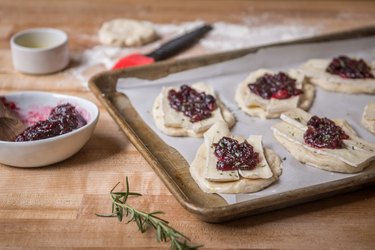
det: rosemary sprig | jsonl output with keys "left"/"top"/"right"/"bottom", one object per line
{"left": 96, "top": 177, "right": 202, "bottom": 250}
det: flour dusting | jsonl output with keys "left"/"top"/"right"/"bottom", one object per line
{"left": 203, "top": 22, "right": 319, "bottom": 51}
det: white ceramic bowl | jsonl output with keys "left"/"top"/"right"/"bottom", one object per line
{"left": 10, "top": 28, "right": 69, "bottom": 74}
{"left": 0, "top": 92, "right": 99, "bottom": 167}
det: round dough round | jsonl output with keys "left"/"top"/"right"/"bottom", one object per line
{"left": 235, "top": 69, "right": 315, "bottom": 119}
{"left": 299, "top": 59, "right": 375, "bottom": 94}
{"left": 273, "top": 119, "right": 373, "bottom": 173}
{"left": 362, "top": 102, "right": 375, "bottom": 134}
{"left": 99, "top": 18, "right": 158, "bottom": 47}
{"left": 152, "top": 84, "right": 236, "bottom": 137}
{"left": 190, "top": 145, "right": 282, "bottom": 194}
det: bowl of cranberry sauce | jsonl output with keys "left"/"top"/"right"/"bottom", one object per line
{"left": 0, "top": 92, "right": 99, "bottom": 167}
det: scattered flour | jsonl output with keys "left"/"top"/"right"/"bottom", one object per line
{"left": 70, "top": 46, "right": 122, "bottom": 83}
{"left": 70, "top": 20, "right": 320, "bottom": 86}
{"left": 202, "top": 22, "right": 319, "bottom": 51}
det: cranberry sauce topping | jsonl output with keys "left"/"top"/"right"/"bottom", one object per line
{"left": 248, "top": 72, "right": 303, "bottom": 100}
{"left": 326, "top": 55, "right": 374, "bottom": 79}
{"left": 14, "top": 103, "right": 87, "bottom": 142}
{"left": 168, "top": 85, "right": 217, "bottom": 123}
{"left": 303, "top": 115, "right": 349, "bottom": 149}
{"left": 213, "top": 137, "right": 260, "bottom": 171}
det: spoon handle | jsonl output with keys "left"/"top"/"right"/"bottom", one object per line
{"left": 0, "top": 102, "right": 26, "bottom": 141}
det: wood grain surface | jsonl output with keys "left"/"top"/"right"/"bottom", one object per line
{"left": 0, "top": 0, "right": 375, "bottom": 249}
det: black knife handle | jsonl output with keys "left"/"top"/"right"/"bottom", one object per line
{"left": 146, "top": 24, "right": 212, "bottom": 61}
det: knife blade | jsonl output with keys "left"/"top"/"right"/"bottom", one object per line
{"left": 112, "top": 24, "right": 212, "bottom": 70}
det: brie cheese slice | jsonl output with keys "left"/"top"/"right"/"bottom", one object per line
{"left": 161, "top": 87, "right": 185, "bottom": 128}
{"left": 267, "top": 96, "right": 300, "bottom": 114}
{"left": 362, "top": 102, "right": 375, "bottom": 134}
{"left": 280, "top": 108, "right": 311, "bottom": 130}
{"left": 239, "top": 135, "right": 274, "bottom": 179}
{"left": 364, "top": 102, "right": 375, "bottom": 121}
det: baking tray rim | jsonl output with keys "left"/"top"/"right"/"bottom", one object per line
{"left": 89, "top": 26, "right": 375, "bottom": 223}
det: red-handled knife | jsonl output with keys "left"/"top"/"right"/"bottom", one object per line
{"left": 112, "top": 24, "right": 212, "bottom": 70}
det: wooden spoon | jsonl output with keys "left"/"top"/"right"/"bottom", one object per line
{"left": 0, "top": 102, "right": 26, "bottom": 141}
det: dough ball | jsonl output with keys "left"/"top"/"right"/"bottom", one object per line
{"left": 98, "top": 18, "right": 158, "bottom": 47}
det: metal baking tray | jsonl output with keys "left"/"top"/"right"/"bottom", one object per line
{"left": 89, "top": 26, "right": 375, "bottom": 223}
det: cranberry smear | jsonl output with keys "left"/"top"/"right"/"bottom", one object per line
{"left": 326, "top": 55, "right": 374, "bottom": 79}
{"left": 168, "top": 85, "right": 217, "bottom": 123}
{"left": 303, "top": 115, "right": 349, "bottom": 149}
{"left": 248, "top": 72, "right": 303, "bottom": 100}
{"left": 213, "top": 137, "right": 260, "bottom": 171}
{"left": 14, "top": 103, "right": 87, "bottom": 142}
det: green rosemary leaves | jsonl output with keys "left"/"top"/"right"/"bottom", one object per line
{"left": 96, "top": 177, "right": 202, "bottom": 250}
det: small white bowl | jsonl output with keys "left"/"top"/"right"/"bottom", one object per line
{"left": 10, "top": 28, "right": 69, "bottom": 74}
{"left": 0, "top": 92, "right": 99, "bottom": 167}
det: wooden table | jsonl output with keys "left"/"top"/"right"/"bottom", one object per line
{"left": 1, "top": 1, "right": 375, "bottom": 249}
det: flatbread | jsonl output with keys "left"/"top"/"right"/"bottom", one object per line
{"left": 362, "top": 102, "right": 375, "bottom": 134}
{"left": 272, "top": 117, "right": 375, "bottom": 174}
{"left": 235, "top": 69, "right": 315, "bottom": 119}
{"left": 299, "top": 59, "right": 375, "bottom": 94}
{"left": 190, "top": 144, "right": 282, "bottom": 194}
{"left": 99, "top": 18, "right": 158, "bottom": 47}
{"left": 273, "top": 131, "right": 375, "bottom": 173}
{"left": 152, "top": 83, "right": 235, "bottom": 137}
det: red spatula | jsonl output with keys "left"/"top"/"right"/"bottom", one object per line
{"left": 112, "top": 24, "right": 212, "bottom": 70}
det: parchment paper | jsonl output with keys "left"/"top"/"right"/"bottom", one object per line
{"left": 117, "top": 36, "right": 375, "bottom": 205}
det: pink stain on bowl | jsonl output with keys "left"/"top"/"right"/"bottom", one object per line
{"left": 23, "top": 105, "right": 53, "bottom": 126}
{"left": 73, "top": 105, "right": 91, "bottom": 123}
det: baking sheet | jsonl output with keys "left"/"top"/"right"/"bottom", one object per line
{"left": 116, "top": 36, "right": 375, "bottom": 205}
